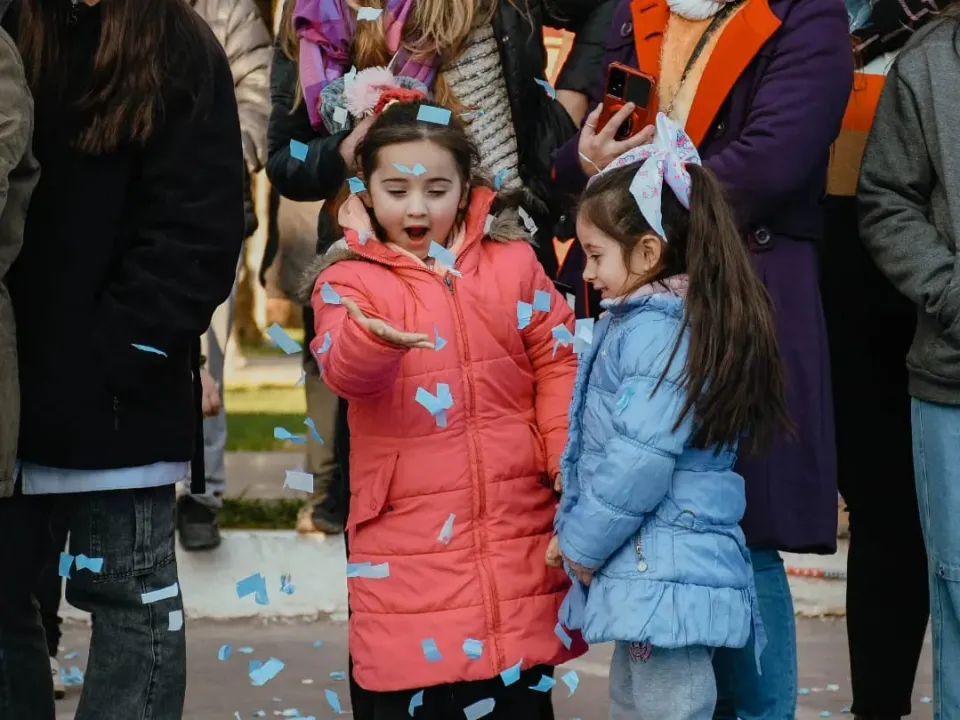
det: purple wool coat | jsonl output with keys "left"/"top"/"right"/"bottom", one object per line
{"left": 553, "top": 0, "right": 853, "bottom": 554}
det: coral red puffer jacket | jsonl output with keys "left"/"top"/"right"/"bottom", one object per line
{"left": 308, "top": 187, "right": 583, "bottom": 692}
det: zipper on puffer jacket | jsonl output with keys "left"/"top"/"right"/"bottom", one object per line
{"left": 444, "top": 271, "right": 504, "bottom": 671}
{"left": 635, "top": 532, "right": 648, "bottom": 573}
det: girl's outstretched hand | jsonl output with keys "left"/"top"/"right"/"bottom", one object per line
{"left": 578, "top": 104, "right": 656, "bottom": 177}
{"left": 545, "top": 535, "right": 562, "bottom": 567}
{"left": 341, "top": 296, "right": 435, "bottom": 350}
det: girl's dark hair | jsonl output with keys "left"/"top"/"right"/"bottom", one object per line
{"left": 579, "top": 163, "right": 792, "bottom": 456}
{"left": 19, "top": 0, "right": 213, "bottom": 154}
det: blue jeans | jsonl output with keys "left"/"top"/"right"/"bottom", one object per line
{"left": 713, "top": 548, "right": 798, "bottom": 720}
{"left": 912, "top": 399, "right": 960, "bottom": 720}
{"left": 0, "top": 483, "right": 185, "bottom": 720}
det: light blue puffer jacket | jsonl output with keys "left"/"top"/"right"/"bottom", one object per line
{"left": 555, "top": 287, "right": 757, "bottom": 650}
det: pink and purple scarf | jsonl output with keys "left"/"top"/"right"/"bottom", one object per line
{"left": 294, "top": 0, "right": 441, "bottom": 130}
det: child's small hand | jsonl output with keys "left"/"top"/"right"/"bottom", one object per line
{"left": 553, "top": 472, "right": 562, "bottom": 494}
{"left": 562, "top": 553, "right": 595, "bottom": 586}
{"left": 545, "top": 535, "right": 562, "bottom": 567}
{"left": 341, "top": 296, "right": 435, "bottom": 350}
{"left": 199, "top": 368, "right": 221, "bottom": 417}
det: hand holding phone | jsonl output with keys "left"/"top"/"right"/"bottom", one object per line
{"left": 578, "top": 103, "right": 655, "bottom": 178}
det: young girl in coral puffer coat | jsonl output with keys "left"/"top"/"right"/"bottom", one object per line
{"left": 305, "top": 93, "right": 584, "bottom": 719}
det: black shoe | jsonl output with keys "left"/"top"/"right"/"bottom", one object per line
{"left": 310, "top": 493, "right": 345, "bottom": 535}
{"left": 177, "top": 495, "right": 222, "bottom": 551}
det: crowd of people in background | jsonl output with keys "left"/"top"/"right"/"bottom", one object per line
{"left": 0, "top": 0, "right": 958, "bottom": 718}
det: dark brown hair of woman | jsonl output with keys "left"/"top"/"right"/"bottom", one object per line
{"left": 578, "top": 162, "right": 793, "bottom": 457}
{"left": 18, "top": 0, "right": 214, "bottom": 154}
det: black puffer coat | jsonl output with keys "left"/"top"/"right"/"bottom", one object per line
{"left": 265, "top": 0, "right": 616, "bottom": 278}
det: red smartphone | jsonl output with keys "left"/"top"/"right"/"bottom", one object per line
{"left": 597, "top": 63, "right": 656, "bottom": 141}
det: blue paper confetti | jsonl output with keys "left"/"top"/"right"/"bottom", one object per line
{"left": 289, "top": 139, "right": 309, "bottom": 161}
{"left": 415, "top": 383, "right": 454, "bottom": 428}
{"left": 517, "top": 301, "right": 533, "bottom": 330}
{"left": 60, "top": 666, "right": 84, "bottom": 687}
{"left": 315, "top": 331, "right": 332, "bottom": 356}
{"left": 330, "top": 671, "right": 346, "bottom": 681}
{"left": 532, "top": 290, "right": 551, "bottom": 313}
{"left": 249, "top": 659, "right": 263, "bottom": 673}
{"left": 75, "top": 554, "right": 104, "bottom": 573}
{"left": 236, "top": 573, "right": 269, "bottom": 606}
{"left": 284, "top": 470, "right": 314, "bottom": 493}
{"left": 463, "top": 638, "right": 483, "bottom": 660}
{"left": 237, "top": 646, "right": 255, "bottom": 654}
{"left": 437, "top": 513, "right": 456, "bottom": 544}
{"left": 535, "top": 78, "right": 557, "bottom": 98}
{"left": 529, "top": 675, "right": 556, "bottom": 692}
{"left": 463, "top": 698, "right": 495, "bottom": 720}
{"left": 421, "top": 638, "right": 442, "bottom": 663}
{"left": 417, "top": 105, "right": 452, "bottom": 125}
{"left": 274, "top": 426, "right": 306, "bottom": 444}
{"left": 313, "top": 640, "right": 324, "bottom": 648}
{"left": 573, "top": 318, "right": 594, "bottom": 354}
{"left": 58, "top": 552, "right": 74, "bottom": 578}
{"left": 249, "top": 657, "right": 285, "bottom": 687}
{"left": 131, "top": 343, "right": 167, "bottom": 357}
{"left": 325, "top": 689, "right": 343, "bottom": 714}
{"left": 461, "top": 109, "right": 485, "bottom": 122}
{"left": 280, "top": 574, "right": 296, "bottom": 595}
{"left": 320, "top": 282, "right": 341, "bottom": 305}
{"left": 561, "top": 670, "right": 579, "bottom": 696}
{"left": 356, "top": 6, "right": 382, "bottom": 20}
{"left": 346, "top": 562, "right": 391, "bottom": 579}
{"left": 427, "top": 241, "right": 461, "bottom": 275}
{"left": 551, "top": 324, "right": 574, "bottom": 357}
{"left": 218, "top": 644, "right": 232, "bottom": 661}
{"left": 408, "top": 689, "right": 424, "bottom": 717}
{"left": 615, "top": 385, "right": 636, "bottom": 415}
{"left": 348, "top": 177, "right": 366, "bottom": 193}
{"left": 500, "top": 659, "right": 522, "bottom": 686}
{"left": 921, "top": 697, "right": 932, "bottom": 704}
{"left": 840, "top": 706, "right": 851, "bottom": 714}
{"left": 393, "top": 162, "right": 427, "bottom": 176}
{"left": 493, "top": 169, "right": 510, "bottom": 190}
{"left": 266, "top": 323, "right": 302, "bottom": 354}
{"left": 305, "top": 417, "right": 324, "bottom": 445}
{"left": 434, "top": 325, "right": 447, "bottom": 352}
{"left": 798, "top": 688, "right": 810, "bottom": 696}
{"left": 63, "top": 651, "right": 79, "bottom": 660}
{"left": 820, "top": 713, "right": 832, "bottom": 718}
{"left": 554, "top": 623, "right": 572, "bottom": 650}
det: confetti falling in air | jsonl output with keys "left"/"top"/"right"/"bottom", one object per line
{"left": 798, "top": 688, "right": 810, "bottom": 695}
{"left": 266, "top": 324, "right": 302, "bottom": 354}
{"left": 236, "top": 573, "right": 269, "bottom": 606}
{"left": 141, "top": 582, "right": 179, "bottom": 605}
{"left": 532, "top": 290, "right": 551, "bottom": 313}
{"left": 463, "top": 698, "right": 496, "bottom": 720}
{"left": 329, "top": 671, "right": 346, "bottom": 681}
{"left": 280, "top": 574, "right": 296, "bottom": 595}
{"left": 356, "top": 6, "right": 383, "bottom": 20}
{"left": 528, "top": 675, "right": 556, "bottom": 692}
{"left": 552, "top": 324, "right": 574, "bottom": 356}
{"left": 826, "top": 684, "right": 840, "bottom": 691}
{"left": 284, "top": 470, "right": 314, "bottom": 493}
{"left": 534, "top": 78, "right": 557, "bottom": 98}
{"left": 237, "top": 647, "right": 255, "bottom": 654}
{"left": 561, "top": 670, "right": 580, "bottom": 696}
{"left": 348, "top": 177, "right": 366, "bottom": 193}
{"left": 325, "top": 688, "right": 343, "bottom": 713}
{"left": 921, "top": 697, "right": 932, "bottom": 704}
{"left": 427, "top": 241, "right": 461, "bottom": 276}
{"left": 167, "top": 610, "right": 184, "bottom": 631}
{"left": 60, "top": 666, "right": 84, "bottom": 687}
{"left": 554, "top": 623, "right": 573, "bottom": 650}
{"left": 574, "top": 319, "right": 594, "bottom": 354}
{"left": 434, "top": 325, "right": 447, "bottom": 352}
{"left": 131, "top": 343, "right": 167, "bottom": 357}
{"left": 218, "top": 644, "right": 232, "bottom": 661}
{"left": 274, "top": 426, "right": 306, "bottom": 444}
{"left": 75, "top": 554, "right": 104, "bottom": 573}
{"left": 64, "top": 651, "right": 79, "bottom": 661}
{"left": 58, "top": 552, "right": 74, "bottom": 579}
{"left": 517, "top": 301, "right": 533, "bottom": 330}
{"left": 304, "top": 417, "right": 324, "bottom": 445}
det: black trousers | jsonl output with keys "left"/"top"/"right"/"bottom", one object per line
{"left": 35, "top": 510, "right": 70, "bottom": 658}
{"left": 822, "top": 196, "right": 930, "bottom": 718}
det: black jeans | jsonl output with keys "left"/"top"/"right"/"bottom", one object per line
{"left": 823, "top": 195, "right": 929, "bottom": 718}
{"left": 369, "top": 664, "right": 554, "bottom": 719}
{"left": 0, "top": 483, "right": 185, "bottom": 720}
{"left": 35, "top": 509, "right": 70, "bottom": 658}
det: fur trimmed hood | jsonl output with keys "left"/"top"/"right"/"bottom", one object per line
{"left": 297, "top": 186, "right": 540, "bottom": 304}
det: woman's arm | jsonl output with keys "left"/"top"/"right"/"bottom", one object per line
{"left": 858, "top": 66, "right": 960, "bottom": 330}
{"left": 704, "top": 0, "right": 853, "bottom": 226}
{"left": 91, "top": 41, "right": 245, "bottom": 392}
{"left": 544, "top": 0, "right": 618, "bottom": 99}
{"left": 310, "top": 264, "right": 409, "bottom": 401}
{"left": 265, "top": 45, "right": 350, "bottom": 202}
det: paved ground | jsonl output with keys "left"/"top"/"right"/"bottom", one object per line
{"left": 56, "top": 617, "right": 933, "bottom": 720}
{"left": 222, "top": 451, "right": 304, "bottom": 500}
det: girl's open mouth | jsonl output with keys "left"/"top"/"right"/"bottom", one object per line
{"left": 405, "top": 227, "right": 428, "bottom": 241}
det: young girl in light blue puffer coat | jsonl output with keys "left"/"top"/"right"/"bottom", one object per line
{"left": 550, "top": 115, "right": 792, "bottom": 720}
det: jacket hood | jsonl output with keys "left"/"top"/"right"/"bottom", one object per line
{"left": 297, "top": 185, "right": 536, "bottom": 304}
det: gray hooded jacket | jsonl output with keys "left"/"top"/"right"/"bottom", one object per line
{"left": 0, "top": 4, "right": 40, "bottom": 497}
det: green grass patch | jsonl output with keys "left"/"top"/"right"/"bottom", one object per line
{"left": 225, "top": 384, "right": 308, "bottom": 452}
{"left": 239, "top": 327, "right": 305, "bottom": 357}
{"left": 218, "top": 497, "right": 304, "bottom": 529}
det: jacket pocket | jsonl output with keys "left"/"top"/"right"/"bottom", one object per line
{"left": 346, "top": 449, "right": 399, "bottom": 532}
